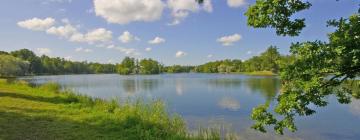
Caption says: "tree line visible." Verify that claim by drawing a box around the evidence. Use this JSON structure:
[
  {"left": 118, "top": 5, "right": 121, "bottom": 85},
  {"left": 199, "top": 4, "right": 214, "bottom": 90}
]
[
  {"left": 0, "top": 49, "right": 116, "bottom": 77},
  {"left": 0, "top": 46, "right": 291, "bottom": 77}
]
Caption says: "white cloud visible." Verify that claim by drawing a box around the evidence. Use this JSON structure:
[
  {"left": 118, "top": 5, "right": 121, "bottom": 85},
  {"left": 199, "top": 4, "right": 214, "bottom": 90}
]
[
  {"left": 218, "top": 97, "right": 240, "bottom": 111},
  {"left": 115, "top": 47, "right": 140, "bottom": 56},
  {"left": 106, "top": 45, "right": 115, "bottom": 49},
  {"left": 75, "top": 47, "right": 93, "bottom": 53},
  {"left": 167, "top": 0, "right": 212, "bottom": 25},
  {"left": 70, "top": 28, "right": 113, "bottom": 44},
  {"left": 217, "top": 33, "right": 242, "bottom": 46},
  {"left": 75, "top": 47, "right": 84, "bottom": 52},
  {"left": 247, "top": 51, "right": 252, "bottom": 54},
  {"left": 145, "top": 47, "right": 152, "bottom": 51},
  {"left": 64, "top": 56, "right": 73, "bottom": 60},
  {"left": 94, "top": 0, "right": 164, "bottom": 24},
  {"left": 148, "top": 37, "right": 165, "bottom": 45},
  {"left": 84, "top": 28, "right": 112, "bottom": 43},
  {"left": 46, "top": 24, "right": 77, "bottom": 38},
  {"left": 203, "top": 0, "right": 213, "bottom": 12},
  {"left": 118, "top": 31, "right": 139, "bottom": 43},
  {"left": 207, "top": 54, "right": 213, "bottom": 58},
  {"left": 227, "top": 0, "right": 246, "bottom": 8},
  {"left": 42, "top": 0, "right": 73, "bottom": 4},
  {"left": 18, "top": 18, "right": 113, "bottom": 45},
  {"left": 36, "top": 48, "right": 52, "bottom": 55},
  {"left": 175, "top": 51, "right": 187, "bottom": 58},
  {"left": 17, "top": 17, "right": 55, "bottom": 31}
]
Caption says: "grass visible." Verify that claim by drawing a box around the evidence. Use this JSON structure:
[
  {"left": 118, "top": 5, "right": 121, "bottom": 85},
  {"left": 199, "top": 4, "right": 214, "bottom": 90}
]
[{"left": 0, "top": 79, "right": 238, "bottom": 140}]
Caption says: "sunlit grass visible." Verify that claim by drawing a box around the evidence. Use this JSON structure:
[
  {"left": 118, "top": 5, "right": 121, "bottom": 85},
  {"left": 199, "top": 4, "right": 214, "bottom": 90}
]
[{"left": 0, "top": 79, "right": 238, "bottom": 140}]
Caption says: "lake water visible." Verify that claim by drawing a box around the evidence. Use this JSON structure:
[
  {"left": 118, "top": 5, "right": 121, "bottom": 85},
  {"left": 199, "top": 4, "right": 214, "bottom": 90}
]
[{"left": 21, "top": 74, "right": 360, "bottom": 140}]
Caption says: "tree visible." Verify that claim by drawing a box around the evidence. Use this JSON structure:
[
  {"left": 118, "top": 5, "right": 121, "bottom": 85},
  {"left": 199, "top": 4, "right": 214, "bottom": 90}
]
[
  {"left": 247, "top": 2, "right": 360, "bottom": 135},
  {"left": 139, "top": 59, "right": 162, "bottom": 74},
  {"left": 117, "top": 57, "right": 136, "bottom": 75},
  {"left": 196, "top": 0, "right": 359, "bottom": 134},
  {"left": 0, "top": 54, "right": 29, "bottom": 77},
  {"left": 11, "top": 49, "right": 43, "bottom": 74},
  {"left": 245, "top": 0, "right": 311, "bottom": 36}
]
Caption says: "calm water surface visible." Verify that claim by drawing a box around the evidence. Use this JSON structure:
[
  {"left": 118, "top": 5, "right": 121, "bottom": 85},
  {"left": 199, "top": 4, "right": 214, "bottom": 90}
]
[{"left": 21, "top": 74, "right": 360, "bottom": 140}]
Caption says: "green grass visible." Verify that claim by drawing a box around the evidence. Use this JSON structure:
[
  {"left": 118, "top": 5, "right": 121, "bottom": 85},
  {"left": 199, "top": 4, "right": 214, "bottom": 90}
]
[{"left": 0, "top": 79, "right": 238, "bottom": 140}]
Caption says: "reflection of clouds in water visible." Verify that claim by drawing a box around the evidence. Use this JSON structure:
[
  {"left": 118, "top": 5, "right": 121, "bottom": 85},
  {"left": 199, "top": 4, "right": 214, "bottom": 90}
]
[
  {"left": 175, "top": 79, "right": 184, "bottom": 96},
  {"left": 350, "top": 99, "right": 360, "bottom": 117},
  {"left": 218, "top": 97, "right": 240, "bottom": 111}
]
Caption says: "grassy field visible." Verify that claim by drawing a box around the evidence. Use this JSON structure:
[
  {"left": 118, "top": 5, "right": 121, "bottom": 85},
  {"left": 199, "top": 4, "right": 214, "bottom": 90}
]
[{"left": 0, "top": 79, "right": 237, "bottom": 140}]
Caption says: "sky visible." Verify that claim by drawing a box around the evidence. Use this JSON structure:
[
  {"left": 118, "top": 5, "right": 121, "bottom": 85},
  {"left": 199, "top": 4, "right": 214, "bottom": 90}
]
[{"left": 0, "top": 0, "right": 358, "bottom": 65}]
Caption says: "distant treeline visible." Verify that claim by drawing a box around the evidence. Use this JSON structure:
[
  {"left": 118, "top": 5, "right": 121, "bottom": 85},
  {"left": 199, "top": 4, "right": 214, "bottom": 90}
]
[
  {"left": 0, "top": 46, "right": 293, "bottom": 77},
  {"left": 0, "top": 49, "right": 116, "bottom": 77}
]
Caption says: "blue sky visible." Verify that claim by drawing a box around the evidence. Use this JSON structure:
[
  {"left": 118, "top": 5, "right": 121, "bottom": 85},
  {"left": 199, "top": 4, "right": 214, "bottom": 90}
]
[{"left": 0, "top": 0, "right": 358, "bottom": 65}]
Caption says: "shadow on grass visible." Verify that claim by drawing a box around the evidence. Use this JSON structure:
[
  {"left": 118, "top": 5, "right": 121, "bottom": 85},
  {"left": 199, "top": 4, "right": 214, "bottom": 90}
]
[
  {"left": 0, "top": 109, "right": 185, "bottom": 140},
  {"left": 0, "top": 91, "right": 77, "bottom": 104}
]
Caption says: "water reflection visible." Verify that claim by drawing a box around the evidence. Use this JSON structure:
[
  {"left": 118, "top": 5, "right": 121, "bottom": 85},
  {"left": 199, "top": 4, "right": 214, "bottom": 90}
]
[
  {"left": 121, "top": 78, "right": 163, "bottom": 95},
  {"left": 245, "top": 77, "right": 280, "bottom": 101},
  {"left": 175, "top": 79, "right": 185, "bottom": 95},
  {"left": 218, "top": 97, "right": 240, "bottom": 111},
  {"left": 205, "top": 79, "right": 242, "bottom": 88},
  {"left": 350, "top": 99, "right": 360, "bottom": 117},
  {"left": 20, "top": 74, "right": 360, "bottom": 140}
]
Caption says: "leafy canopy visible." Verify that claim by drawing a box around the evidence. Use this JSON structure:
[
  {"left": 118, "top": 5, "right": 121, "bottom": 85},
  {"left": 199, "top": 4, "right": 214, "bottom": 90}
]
[{"left": 251, "top": 14, "right": 360, "bottom": 134}]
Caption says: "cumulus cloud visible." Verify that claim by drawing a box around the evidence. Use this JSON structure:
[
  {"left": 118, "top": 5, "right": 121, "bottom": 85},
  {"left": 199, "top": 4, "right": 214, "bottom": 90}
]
[
  {"left": 217, "top": 33, "right": 242, "bottom": 46},
  {"left": 227, "top": 0, "right": 246, "bottom": 8},
  {"left": 145, "top": 47, "right": 152, "bottom": 52},
  {"left": 69, "top": 28, "right": 113, "bottom": 44},
  {"left": 94, "top": 0, "right": 164, "bottom": 24},
  {"left": 18, "top": 18, "right": 113, "bottom": 45},
  {"left": 119, "top": 31, "right": 139, "bottom": 43},
  {"left": 75, "top": 47, "right": 93, "bottom": 53},
  {"left": 17, "top": 17, "right": 55, "bottom": 31},
  {"left": 167, "top": 0, "right": 212, "bottom": 25},
  {"left": 115, "top": 47, "right": 140, "bottom": 56},
  {"left": 207, "top": 54, "right": 213, "bottom": 58},
  {"left": 36, "top": 48, "right": 52, "bottom": 55},
  {"left": 46, "top": 24, "right": 77, "bottom": 38},
  {"left": 175, "top": 51, "right": 187, "bottom": 58},
  {"left": 42, "top": 0, "right": 73, "bottom": 5},
  {"left": 218, "top": 97, "right": 240, "bottom": 111},
  {"left": 148, "top": 37, "right": 165, "bottom": 45},
  {"left": 84, "top": 28, "right": 112, "bottom": 43}
]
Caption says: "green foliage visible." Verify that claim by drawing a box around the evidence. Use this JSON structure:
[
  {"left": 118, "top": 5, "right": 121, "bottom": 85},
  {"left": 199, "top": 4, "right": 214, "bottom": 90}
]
[
  {"left": 0, "top": 54, "right": 29, "bottom": 77},
  {"left": 139, "top": 58, "right": 162, "bottom": 74},
  {"left": 0, "top": 49, "right": 117, "bottom": 75},
  {"left": 245, "top": 0, "right": 311, "bottom": 36},
  {"left": 116, "top": 57, "right": 136, "bottom": 75},
  {"left": 165, "top": 65, "right": 194, "bottom": 73},
  {"left": 251, "top": 14, "right": 360, "bottom": 134},
  {"left": 11, "top": 49, "right": 43, "bottom": 74},
  {"left": 195, "top": 46, "right": 283, "bottom": 74}
]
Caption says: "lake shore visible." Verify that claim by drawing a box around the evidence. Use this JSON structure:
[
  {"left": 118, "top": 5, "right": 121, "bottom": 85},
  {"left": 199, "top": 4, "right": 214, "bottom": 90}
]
[{"left": 0, "top": 79, "right": 236, "bottom": 140}]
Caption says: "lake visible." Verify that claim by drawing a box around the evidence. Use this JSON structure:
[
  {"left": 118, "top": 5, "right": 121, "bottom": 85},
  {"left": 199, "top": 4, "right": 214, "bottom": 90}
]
[{"left": 20, "top": 74, "right": 360, "bottom": 140}]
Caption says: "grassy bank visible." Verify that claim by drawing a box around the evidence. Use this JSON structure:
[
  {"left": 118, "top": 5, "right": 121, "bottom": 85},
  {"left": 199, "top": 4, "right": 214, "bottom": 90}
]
[{"left": 0, "top": 79, "right": 237, "bottom": 140}]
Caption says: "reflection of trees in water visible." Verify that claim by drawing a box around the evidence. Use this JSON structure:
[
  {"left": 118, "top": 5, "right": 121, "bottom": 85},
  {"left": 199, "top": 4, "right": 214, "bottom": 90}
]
[
  {"left": 218, "top": 97, "right": 240, "bottom": 111},
  {"left": 245, "top": 78, "right": 280, "bottom": 102},
  {"left": 121, "top": 79, "right": 163, "bottom": 95},
  {"left": 205, "top": 79, "right": 242, "bottom": 88}
]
